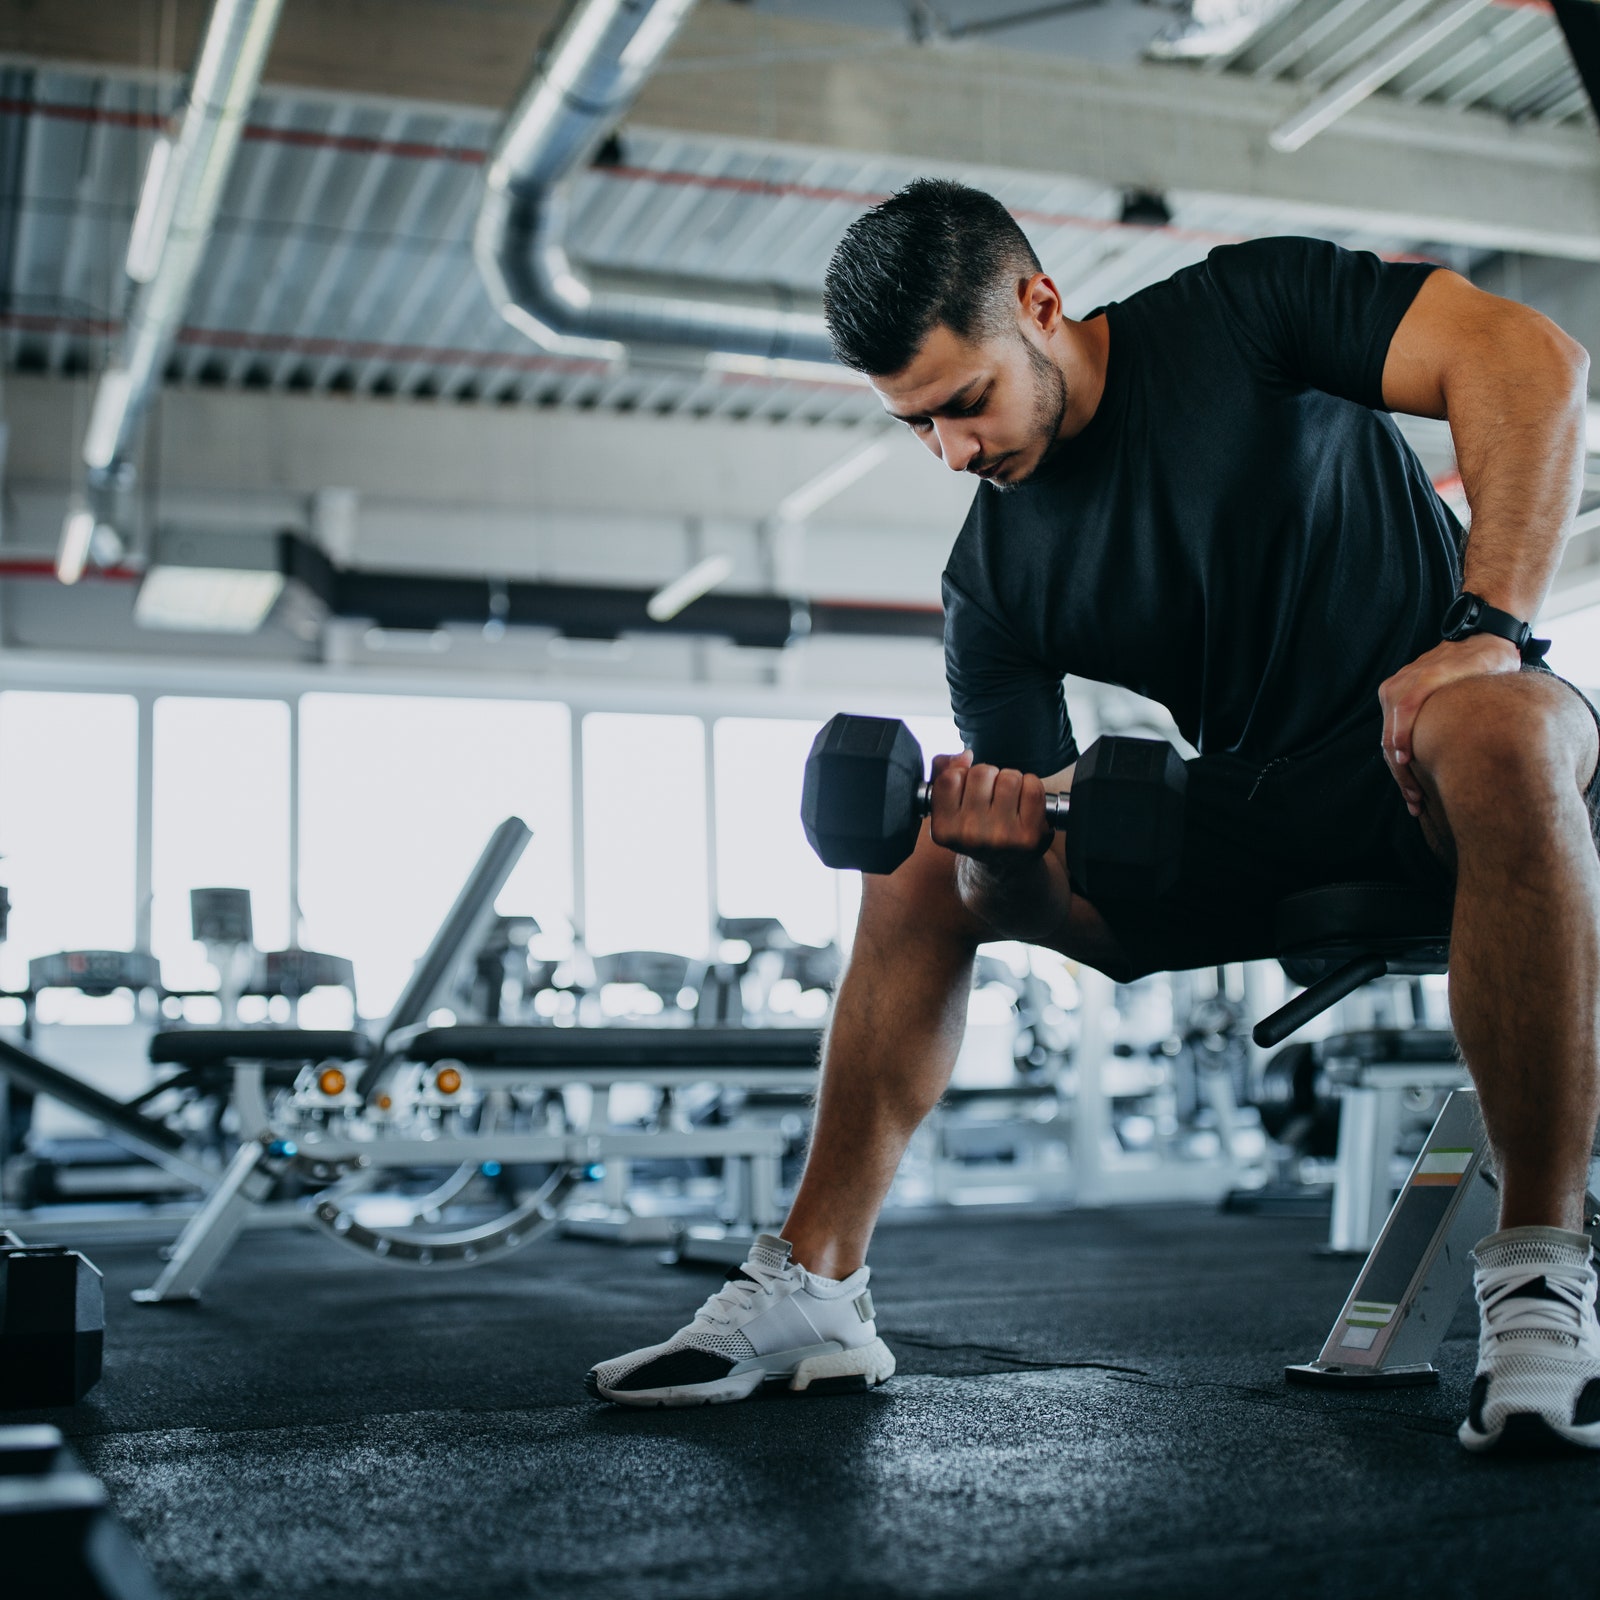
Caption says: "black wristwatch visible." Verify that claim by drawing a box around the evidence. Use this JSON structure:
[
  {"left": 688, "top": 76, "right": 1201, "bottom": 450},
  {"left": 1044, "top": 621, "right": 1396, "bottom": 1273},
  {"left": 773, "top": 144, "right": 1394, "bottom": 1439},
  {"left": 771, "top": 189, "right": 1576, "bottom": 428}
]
[{"left": 1441, "top": 591, "right": 1550, "bottom": 664}]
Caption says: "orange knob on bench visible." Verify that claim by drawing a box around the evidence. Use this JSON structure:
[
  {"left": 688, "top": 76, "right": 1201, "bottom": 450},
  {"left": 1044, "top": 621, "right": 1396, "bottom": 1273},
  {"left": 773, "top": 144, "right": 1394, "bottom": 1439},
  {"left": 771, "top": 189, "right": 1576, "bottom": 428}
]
[
  {"left": 436, "top": 1067, "right": 462, "bottom": 1096},
  {"left": 318, "top": 1067, "right": 346, "bottom": 1096}
]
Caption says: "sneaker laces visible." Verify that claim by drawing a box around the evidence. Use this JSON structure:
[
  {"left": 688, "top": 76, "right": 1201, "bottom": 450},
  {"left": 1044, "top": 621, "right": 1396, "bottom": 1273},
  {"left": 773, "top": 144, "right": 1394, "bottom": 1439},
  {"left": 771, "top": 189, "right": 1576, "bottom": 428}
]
[
  {"left": 1477, "top": 1261, "right": 1597, "bottom": 1349},
  {"left": 694, "top": 1257, "right": 796, "bottom": 1329}
]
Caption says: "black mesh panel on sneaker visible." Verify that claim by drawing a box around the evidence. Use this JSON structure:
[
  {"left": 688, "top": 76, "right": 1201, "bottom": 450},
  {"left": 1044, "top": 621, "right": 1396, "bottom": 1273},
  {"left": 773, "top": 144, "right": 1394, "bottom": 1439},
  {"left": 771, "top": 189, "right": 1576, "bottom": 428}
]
[
  {"left": 1573, "top": 1378, "right": 1600, "bottom": 1426},
  {"left": 613, "top": 1348, "right": 738, "bottom": 1391},
  {"left": 1467, "top": 1373, "right": 1490, "bottom": 1434}
]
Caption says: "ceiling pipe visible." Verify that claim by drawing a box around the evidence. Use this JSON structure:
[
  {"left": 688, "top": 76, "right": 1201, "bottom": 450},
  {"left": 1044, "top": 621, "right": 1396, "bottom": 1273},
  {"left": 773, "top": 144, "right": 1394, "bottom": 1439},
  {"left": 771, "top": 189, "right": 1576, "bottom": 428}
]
[
  {"left": 275, "top": 534, "right": 940, "bottom": 647},
  {"left": 77, "top": 0, "right": 285, "bottom": 505},
  {"left": 473, "top": 0, "right": 836, "bottom": 368}
]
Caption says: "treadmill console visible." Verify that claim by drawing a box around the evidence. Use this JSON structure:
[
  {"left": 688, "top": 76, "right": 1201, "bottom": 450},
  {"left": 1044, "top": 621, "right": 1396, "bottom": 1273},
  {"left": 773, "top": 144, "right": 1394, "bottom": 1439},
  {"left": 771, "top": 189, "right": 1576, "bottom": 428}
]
[{"left": 28, "top": 950, "right": 164, "bottom": 998}]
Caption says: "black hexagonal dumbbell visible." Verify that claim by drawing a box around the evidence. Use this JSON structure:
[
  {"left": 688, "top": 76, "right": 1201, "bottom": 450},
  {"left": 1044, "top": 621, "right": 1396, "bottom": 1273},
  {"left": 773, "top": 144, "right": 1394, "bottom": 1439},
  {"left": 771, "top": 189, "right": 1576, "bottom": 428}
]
[{"left": 800, "top": 714, "right": 1186, "bottom": 902}]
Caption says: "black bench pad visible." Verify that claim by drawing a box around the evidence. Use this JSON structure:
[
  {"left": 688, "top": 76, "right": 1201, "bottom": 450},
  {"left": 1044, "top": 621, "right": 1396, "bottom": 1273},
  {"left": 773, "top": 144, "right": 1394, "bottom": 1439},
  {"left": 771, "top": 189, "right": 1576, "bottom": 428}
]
[
  {"left": 149, "top": 1029, "right": 371, "bottom": 1066},
  {"left": 402, "top": 1025, "right": 822, "bottom": 1070},
  {"left": 1274, "top": 882, "right": 1451, "bottom": 960},
  {"left": 1317, "top": 1027, "right": 1458, "bottom": 1065}
]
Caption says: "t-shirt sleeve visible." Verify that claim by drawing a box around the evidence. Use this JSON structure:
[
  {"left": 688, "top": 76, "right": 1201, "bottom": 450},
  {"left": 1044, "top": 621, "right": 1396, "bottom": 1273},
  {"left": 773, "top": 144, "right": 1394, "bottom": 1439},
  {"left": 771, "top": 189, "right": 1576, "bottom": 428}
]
[
  {"left": 1205, "top": 237, "right": 1438, "bottom": 411},
  {"left": 942, "top": 571, "right": 1078, "bottom": 777}
]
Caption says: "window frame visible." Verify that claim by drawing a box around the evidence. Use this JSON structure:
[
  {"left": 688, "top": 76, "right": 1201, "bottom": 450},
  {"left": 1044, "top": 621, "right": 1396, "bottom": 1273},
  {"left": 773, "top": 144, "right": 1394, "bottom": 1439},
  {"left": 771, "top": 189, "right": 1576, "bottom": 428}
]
[{"left": 0, "top": 657, "right": 953, "bottom": 983}]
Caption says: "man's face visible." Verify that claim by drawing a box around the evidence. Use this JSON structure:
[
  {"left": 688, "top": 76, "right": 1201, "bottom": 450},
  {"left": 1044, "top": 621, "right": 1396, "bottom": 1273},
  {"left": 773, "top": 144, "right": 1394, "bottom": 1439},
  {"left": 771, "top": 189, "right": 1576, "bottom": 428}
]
[{"left": 871, "top": 321, "right": 1068, "bottom": 490}]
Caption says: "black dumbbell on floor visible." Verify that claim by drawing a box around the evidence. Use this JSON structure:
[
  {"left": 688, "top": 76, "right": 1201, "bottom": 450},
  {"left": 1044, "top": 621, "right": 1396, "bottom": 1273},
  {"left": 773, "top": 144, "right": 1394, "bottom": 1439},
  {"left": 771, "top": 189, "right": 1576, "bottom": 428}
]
[{"left": 801, "top": 714, "right": 1186, "bottom": 901}]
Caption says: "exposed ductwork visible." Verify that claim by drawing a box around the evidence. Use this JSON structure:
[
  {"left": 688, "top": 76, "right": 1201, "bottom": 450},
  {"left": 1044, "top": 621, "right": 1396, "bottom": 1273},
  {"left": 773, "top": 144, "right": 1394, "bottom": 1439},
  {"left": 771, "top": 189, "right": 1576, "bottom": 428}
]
[
  {"left": 473, "top": 0, "right": 835, "bottom": 367},
  {"left": 78, "top": 0, "right": 285, "bottom": 499},
  {"left": 272, "top": 534, "right": 940, "bottom": 648}
]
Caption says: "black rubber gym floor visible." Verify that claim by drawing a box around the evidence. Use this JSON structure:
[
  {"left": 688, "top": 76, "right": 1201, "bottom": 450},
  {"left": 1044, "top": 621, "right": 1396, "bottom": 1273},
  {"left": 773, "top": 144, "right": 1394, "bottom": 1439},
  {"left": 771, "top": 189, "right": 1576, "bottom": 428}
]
[{"left": 13, "top": 1204, "right": 1596, "bottom": 1599}]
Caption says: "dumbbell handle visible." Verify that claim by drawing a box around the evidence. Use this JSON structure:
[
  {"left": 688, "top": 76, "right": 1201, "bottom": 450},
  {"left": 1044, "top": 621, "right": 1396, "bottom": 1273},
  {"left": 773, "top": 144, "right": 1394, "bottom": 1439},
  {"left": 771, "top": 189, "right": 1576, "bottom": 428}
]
[{"left": 913, "top": 783, "right": 1071, "bottom": 829}]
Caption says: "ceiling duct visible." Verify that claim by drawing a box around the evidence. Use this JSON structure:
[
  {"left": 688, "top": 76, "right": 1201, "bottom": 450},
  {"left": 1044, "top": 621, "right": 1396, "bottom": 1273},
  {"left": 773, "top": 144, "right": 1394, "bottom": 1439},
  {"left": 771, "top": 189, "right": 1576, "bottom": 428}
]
[
  {"left": 473, "top": 0, "right": 835, "bottom": 367},
  {"left": 276, "top": 534, "right": 939, "bottom": 647},
  {"left": 78, "top": 0, "right": 285, "bottom": 505}
]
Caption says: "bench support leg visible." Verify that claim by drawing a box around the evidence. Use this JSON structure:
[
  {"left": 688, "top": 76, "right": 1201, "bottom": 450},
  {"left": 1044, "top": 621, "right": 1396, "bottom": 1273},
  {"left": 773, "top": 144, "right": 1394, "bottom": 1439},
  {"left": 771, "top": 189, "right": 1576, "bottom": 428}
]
[
  {"left": 1288, "top": 1088, "right": 1497, "bottom": 1387},
  {"left": 132, "top": 1139, "right": 274, "bottom": 1304}
]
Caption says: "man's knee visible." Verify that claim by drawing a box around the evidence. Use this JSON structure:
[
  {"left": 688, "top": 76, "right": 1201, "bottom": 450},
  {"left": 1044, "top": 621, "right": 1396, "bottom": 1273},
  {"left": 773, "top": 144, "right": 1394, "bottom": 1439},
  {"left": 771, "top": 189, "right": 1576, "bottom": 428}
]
[{"left": 1411, "top": 678, "right": 1594, "bottom": 825}]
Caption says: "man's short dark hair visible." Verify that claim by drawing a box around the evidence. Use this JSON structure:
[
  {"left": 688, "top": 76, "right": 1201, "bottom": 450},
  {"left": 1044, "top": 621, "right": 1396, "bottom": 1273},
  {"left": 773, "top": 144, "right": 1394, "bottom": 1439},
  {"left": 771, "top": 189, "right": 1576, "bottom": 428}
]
[{"left": 822, "top": 179, "right": 1042, "bottom": 376}]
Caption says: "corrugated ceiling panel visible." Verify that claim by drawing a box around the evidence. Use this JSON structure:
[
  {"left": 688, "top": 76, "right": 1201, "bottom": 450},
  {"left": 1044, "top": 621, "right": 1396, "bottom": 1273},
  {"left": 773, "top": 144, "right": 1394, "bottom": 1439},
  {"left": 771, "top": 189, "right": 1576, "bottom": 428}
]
[{"left": 0, "top": 63, "right": 1492, "bottom": 429}]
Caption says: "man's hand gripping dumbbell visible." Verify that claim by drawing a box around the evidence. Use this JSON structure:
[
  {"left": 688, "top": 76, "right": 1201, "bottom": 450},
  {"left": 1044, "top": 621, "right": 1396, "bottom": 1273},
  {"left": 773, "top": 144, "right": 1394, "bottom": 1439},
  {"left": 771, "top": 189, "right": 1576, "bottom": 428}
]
[{"left": 800, "top": 715, "right": 1187, "bottom": 923}]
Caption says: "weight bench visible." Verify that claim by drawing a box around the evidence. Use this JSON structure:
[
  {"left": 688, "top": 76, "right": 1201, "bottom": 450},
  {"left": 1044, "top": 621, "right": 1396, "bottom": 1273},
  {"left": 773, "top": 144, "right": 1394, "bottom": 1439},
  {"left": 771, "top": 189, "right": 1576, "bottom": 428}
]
[
  {"left": 1252, "top": 882, "right": 1461, "bottom": 1259},
  {"left": 397, "top": 1024, "right": 823, "bottom": 1248},
  {"left": 399, "top": 1023, "right": 822, "bottom": 1083},
  {"left": 1253, "top": 882, "right": 1452, "bottom": 1051},
  {"left": 132, "top": 816, "right": 535, "bottom": 1303},
  {"left": 147, "top": 1027, "right": 371, "bottom": 1089}
]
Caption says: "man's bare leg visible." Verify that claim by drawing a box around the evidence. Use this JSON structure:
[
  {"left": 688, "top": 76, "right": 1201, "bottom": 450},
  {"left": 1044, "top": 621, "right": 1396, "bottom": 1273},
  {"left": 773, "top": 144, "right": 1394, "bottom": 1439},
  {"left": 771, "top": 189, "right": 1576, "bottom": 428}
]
[
  {"left": 1408, "top": 672, "right": 1600, "bottom": 1228},
  {"left": 782, "top": 825, "right": 1129, "bottom": 1279}
]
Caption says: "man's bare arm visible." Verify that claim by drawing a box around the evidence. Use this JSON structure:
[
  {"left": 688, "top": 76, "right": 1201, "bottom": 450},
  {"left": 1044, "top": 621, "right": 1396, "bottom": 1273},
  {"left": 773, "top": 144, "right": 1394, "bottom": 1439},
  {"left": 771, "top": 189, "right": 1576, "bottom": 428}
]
[
  {"left": 1376, "top": 270, "right": 1589, "bottom": 811},
  {"left": 1382, "top": 268, "right": 1588, "bottom": 621}
]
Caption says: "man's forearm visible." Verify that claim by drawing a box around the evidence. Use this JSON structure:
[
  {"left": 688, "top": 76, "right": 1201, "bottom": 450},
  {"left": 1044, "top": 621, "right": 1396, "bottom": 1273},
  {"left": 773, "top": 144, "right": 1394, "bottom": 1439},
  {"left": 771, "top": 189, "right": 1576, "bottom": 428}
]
[{"left": 1448, "top": 324, "right": 1587, "bottom": 620}]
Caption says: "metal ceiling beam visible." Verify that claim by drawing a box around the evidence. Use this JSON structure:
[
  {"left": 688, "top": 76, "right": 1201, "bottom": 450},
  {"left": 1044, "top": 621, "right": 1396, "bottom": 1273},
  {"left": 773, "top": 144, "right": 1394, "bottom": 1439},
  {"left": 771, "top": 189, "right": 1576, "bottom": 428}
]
[
  {"left": 1269, "top": 0, "right": 1492, "bottom": 152},
  {"left": 4, "top": 0, "right": 1600, "bottom": 260}
]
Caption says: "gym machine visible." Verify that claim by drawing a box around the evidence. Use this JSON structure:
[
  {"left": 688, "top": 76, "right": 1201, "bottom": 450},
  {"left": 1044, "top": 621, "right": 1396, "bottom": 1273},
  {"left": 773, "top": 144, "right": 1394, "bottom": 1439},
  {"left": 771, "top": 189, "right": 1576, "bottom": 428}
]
[{"left": 131, "top": 819, "right": 814, "bottom": 1300}]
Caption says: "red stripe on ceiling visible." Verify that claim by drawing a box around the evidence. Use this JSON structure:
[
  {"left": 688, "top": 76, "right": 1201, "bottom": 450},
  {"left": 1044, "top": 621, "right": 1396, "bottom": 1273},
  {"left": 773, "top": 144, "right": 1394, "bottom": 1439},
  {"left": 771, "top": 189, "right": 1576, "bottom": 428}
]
[
  {"left": 0, "top": 557, "right": 139, "bottom": 581},
  {"left": 0, "top": 96, "right": 162, "bottom": 131}
]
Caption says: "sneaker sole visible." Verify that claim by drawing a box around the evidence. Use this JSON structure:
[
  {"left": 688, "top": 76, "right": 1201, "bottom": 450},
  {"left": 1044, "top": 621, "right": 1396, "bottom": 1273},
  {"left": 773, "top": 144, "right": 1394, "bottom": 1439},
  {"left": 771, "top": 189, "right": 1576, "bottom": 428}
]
[
  {"left": 1459, "top": 1411, "right": 1600, "bottom": 1455},
  {"left": 587, "top": 1336, "right": 896, "bottom": 1408}
]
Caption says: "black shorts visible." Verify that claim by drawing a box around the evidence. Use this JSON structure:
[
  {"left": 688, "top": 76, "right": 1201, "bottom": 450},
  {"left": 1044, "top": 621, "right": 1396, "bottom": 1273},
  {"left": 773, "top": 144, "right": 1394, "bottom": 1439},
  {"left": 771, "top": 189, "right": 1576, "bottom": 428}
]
[{"left": 1088, "top": 670, "right": 1600, "bottom": 982}]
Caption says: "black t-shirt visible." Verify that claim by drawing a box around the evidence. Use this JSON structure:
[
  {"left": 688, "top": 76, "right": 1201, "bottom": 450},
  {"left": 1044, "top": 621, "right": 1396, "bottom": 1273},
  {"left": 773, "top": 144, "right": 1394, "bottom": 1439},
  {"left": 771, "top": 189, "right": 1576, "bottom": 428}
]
[{"left": 941, "top": 237, "right": 1464, "bottom": 775}]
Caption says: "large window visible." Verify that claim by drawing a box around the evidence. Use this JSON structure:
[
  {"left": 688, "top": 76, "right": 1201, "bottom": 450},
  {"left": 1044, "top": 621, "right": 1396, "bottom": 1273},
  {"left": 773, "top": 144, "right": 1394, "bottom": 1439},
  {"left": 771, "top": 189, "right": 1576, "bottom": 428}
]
[
  {"left": 0, "top": 692, "right": 139, "bottom": 1009},
  {"left": 0, "top": 689, "right": 966, "bottom": 1016},
  {"left": 151, "top": 698, "right": 291, "bottom": 992},
  {"left": 714, "top": 717, "right": 838, "bottom": 948},
  {"left": 582, "top": 713, "right": 708, "bottom": 956},
  {"left": 298, "top": 695, "right": 572, "bottom": 1018}
]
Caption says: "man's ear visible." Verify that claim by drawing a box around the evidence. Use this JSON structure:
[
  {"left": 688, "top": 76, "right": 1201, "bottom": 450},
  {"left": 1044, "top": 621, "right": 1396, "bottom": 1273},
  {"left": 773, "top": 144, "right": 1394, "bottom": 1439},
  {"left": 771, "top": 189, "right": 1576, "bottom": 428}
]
[{"left": 1018, "top": 272, "right": 1064, "bottom": 337}]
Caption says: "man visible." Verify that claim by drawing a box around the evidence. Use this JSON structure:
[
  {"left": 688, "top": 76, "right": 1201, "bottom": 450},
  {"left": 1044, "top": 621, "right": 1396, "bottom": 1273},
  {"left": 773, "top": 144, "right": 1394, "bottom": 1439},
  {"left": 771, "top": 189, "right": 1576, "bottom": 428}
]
[{"left": 588, "top": 181, "right": 1600, "bottom": 1452}]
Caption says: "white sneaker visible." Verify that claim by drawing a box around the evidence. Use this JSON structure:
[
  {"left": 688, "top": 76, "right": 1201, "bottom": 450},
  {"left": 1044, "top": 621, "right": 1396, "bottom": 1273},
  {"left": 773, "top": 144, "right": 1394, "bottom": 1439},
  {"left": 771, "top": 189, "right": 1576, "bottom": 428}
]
[
  {"left": 1459, "top": 1225, "right": 1600, "bottom": 1453},
  {"left": 586, "top": 1233, "right": 895, "bottom": 1408}
]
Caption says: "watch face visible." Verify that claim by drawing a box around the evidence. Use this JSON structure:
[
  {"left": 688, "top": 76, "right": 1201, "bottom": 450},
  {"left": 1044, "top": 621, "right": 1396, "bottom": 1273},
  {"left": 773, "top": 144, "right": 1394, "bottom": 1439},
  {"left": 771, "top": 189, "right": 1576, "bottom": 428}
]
[{"left": 1442, "top": 594, "right": 1479, "bottom": 638}]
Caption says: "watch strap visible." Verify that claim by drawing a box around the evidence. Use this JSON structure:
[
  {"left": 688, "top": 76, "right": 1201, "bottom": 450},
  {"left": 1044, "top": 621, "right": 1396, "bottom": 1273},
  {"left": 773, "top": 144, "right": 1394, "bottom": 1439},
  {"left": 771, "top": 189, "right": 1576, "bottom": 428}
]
[{"left": 1443, "top": 592, "right": 1547, "bottom": 663}]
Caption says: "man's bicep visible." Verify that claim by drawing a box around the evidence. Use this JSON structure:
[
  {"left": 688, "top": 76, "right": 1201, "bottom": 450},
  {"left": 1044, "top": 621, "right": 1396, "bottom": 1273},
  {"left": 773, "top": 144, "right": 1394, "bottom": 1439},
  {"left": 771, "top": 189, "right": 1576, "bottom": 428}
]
[
  {"left": 1382, "top": 267, "right": 1582, "bottom": 420},
  {"left": 1380, "top": 268, "right": 1480, "bottom": 420}
]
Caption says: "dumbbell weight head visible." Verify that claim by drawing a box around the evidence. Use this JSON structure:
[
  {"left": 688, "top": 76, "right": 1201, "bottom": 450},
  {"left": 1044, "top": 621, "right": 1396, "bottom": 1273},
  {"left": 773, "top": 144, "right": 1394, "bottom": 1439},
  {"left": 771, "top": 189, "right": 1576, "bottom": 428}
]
[
  {"left": 1063, "top": 736, "right": 1186, "bottom": 903},
  {"left": 800, "top": 715, "right": 925, "bottom": 875}
]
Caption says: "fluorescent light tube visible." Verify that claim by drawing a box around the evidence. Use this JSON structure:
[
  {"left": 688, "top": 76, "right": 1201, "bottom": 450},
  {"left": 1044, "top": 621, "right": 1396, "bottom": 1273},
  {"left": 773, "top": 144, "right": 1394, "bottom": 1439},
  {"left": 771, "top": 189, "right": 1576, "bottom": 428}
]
[
  {"left": 56, "top": 504, "right": 96, "bottom": 585},
  {"left": 647, "top": 553, "right": 734, "bottom": 622},
  {"left": 126, "top": 134, "right": 176, "bottom": 283},
  {"left": 83, "top": 368, "right": 133, "bottom": 471}
]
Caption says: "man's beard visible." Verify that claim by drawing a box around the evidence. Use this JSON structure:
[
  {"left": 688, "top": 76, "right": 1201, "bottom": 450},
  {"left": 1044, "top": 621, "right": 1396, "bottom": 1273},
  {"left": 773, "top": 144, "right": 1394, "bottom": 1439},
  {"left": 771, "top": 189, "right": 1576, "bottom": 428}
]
[{"left": 989, "top": 339, "right": 1069, "bottom": 492}]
